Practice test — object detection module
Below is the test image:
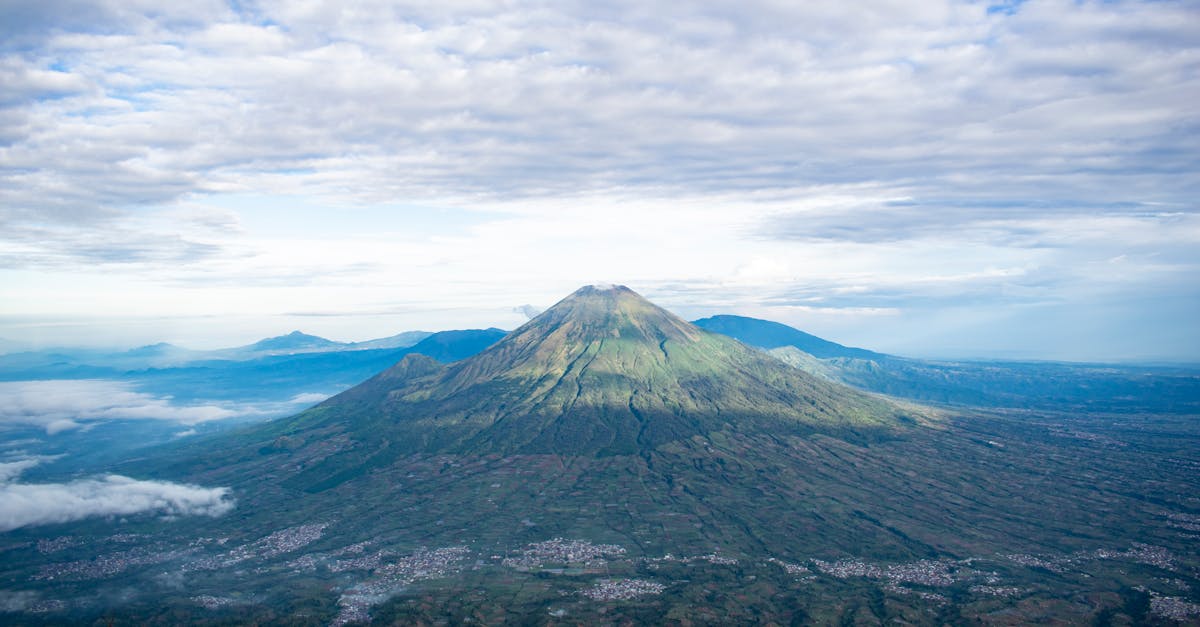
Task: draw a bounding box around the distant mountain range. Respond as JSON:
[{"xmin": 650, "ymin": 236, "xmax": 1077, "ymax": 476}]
[
  {"xmin": 0, "ymin": 328, "xmax": 474, "ymax": 382},
  {"xmin": 3, "ymin": 311, "xmax": 1196, "ymax": 417},
  {"xmin": 5, "ymin": 299, "xmax": 1198, "ymax": 427},
  {"xmin": 698, "ymin": 315, "xmax": 1200, "ymax": 414},
  {"xmin": 230, "ymin": 329, "xmax": 439, "ymax": 358},
  {"xmin": 0, "ymin": 329, "xmax": 508, "ymax": 422},
  {"xmin": 0, "ymin": 329, "xmax": 437, "ymax": 369},
  {"xmin": 692, "ymin": 314, "xmax": 884, "ymax": 359},
  {"xmin": 129, "ymin": 328, "xmax": 510, "ymax": 404}
]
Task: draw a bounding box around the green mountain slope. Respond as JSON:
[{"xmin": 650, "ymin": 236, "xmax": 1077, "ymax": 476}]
[{"xmin": 262, "ymin": 285, "xmax": 912, "ymax": 468}]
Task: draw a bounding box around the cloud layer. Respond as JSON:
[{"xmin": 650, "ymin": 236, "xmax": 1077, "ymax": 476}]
[
  {"xmin": 0, "ymin": 456, "xmax": 233, "ymax": 532},
  {"xmin": 0, "ymin": 1, "xmax": 1196, "ymax": 360},
  {"xmin": 0, "ymin": 380, "xmax": 239, "ymax": 434},
  {"xmin": 0, "ymin": 474, "xmax": 233, "ymax": 532},
  {"xmin": 4, "ymin": 0, "xmax": 1195, "ymax": 217}
]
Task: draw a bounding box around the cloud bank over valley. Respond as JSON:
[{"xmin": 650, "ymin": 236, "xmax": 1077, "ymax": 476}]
[
  {"xmin": 0, "ymin": 379, "xmax": 329, "ymax": 434},
  {"xmin": 0, "ymin": 456, "xmax": 233, "ymax": 532}
]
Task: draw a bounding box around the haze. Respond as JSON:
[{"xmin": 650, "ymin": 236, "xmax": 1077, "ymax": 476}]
[{"xmin": 1, "ymin": 0, "xmax": 1197, "ymax": 363}]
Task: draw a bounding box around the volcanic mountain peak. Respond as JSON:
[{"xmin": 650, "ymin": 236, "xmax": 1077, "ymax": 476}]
[
  {"xmin": 416, "ymin": 284, "xmax": 702, "ymax": 391},
  {"xmin": 249, "ymin": 330, "xmax": 338, "ymax": 351},
  {"xmin": 521, "ymin": 283, "xmax": 699, "ymax": 341},
  {"xmin": 291, "ymin": 285, "xmax": 912, "ymax": 458}
]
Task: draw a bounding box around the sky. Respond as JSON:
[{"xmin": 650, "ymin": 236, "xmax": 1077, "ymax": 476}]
[{"xmin": 1, "ymin": 0, "xmax": 1197, "ymax": 362}]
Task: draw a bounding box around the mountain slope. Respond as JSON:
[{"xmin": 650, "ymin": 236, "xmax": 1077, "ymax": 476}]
[
  {"xmin": 276, "ymin": 285, "xmax": 912, "ymax": 462},
  {"xmin": 692, "ymin": 314, "xmax": 883, "ymax": 359},
  {"xmin": 397, "ymin": 328, "xmax": 506, "ymax": 362}
]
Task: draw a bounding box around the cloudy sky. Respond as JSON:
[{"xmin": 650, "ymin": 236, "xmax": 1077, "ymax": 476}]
[{"xmin": 1, "ymin": 0, "xmax": 1197, "ymax": 362}]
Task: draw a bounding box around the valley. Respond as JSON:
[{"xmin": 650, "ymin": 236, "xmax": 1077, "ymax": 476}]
[{"xmin": 3, "ymin": 409, "xmax": 1198, "ymax": 624}]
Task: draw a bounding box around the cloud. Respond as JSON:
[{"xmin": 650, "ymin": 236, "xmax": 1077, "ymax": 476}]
[
  {"xmin": 0, "ymin": 590, "xmax": 40, "ymax": 612},
  {"xmin": 287, "ymin": 392, "xmax": 329, "ymax": 405},
  {"xmin": 0, "ymin": 457, "xmax": 48, "ymax": 482},
  {"xmin": 513, "ymin": 304, "xmax": 543, "ymax": 320},
  {"xmin": 0, "ymin": 209, "xmax": 231, "ymax": 270},
  {"xmin": 0, "ymin": 380, "xmax": 238, "ymax": 434},
  {"xmin": 0, "ymin": 454, "xmax": 234, "ymax": 532},
  {"xmin": 3, "ymin": 1, "xmax": 1194, "ymax": 217},
  {"xmin": 0, "ymin": 1, "xmax": 1196, "ymax": 361},
  {"xmin": 0, "ymin": 473, "xmax": 233, "ymax": 532},
  {"xmin": 759, "ymin": 200, "xmax": 1200, "ymax": 248}
]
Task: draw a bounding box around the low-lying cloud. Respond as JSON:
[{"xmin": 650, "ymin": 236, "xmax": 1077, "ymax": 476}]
[
  {"xmin": 0, "ymin": 379, "xmax": 238, "ymax": 434},
  {"xmin": 0, "ymin": 457, "xmax": 233, "ymax": 532},
  {"xmin": 0, "ymin": 457, "xmax": 49, "ymax": 483},
  {"xmin": 287, "ymin": 392, "xmax": 329, "ymax": 405},
  {"xmin": 513, "ymin": 304, "xmax": 544, "ymax": 320},
  {"xmin": 0, "ymin": 475, "xmax": 234, "ymax": 532}
]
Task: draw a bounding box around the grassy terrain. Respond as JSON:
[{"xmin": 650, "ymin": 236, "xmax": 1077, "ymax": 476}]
[{"xmin": 3, "ymin": 409, "xmax": 1197, "ymax": 625}]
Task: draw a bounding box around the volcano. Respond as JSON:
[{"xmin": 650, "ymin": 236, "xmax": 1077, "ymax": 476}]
[{"xmin": 266, "ymin": 284, "xmax": 912, "ymax": 464}]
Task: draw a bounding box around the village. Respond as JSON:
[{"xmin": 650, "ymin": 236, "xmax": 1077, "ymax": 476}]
[{"xmin": 10, "ymin": 526, "xmax": 1197, "ymax": 624}]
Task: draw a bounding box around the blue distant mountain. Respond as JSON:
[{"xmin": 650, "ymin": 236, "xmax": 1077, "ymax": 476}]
[
  {"xmin": 129, "ymin": 328, "xmax": 510, "ymax": 403},
  {"xmin": 245, "ymin": 330, "xmax": 342, "ymax": 353},
  {"xmin": 692, "ymin": 314, "xmax": 1200, "ymax": 414},
  {"xmin": 0, "ymin": 329, "xmax": 439, "ymax": 372},
  {"xmin": 220, "ymin": 329, "xmax": 434, "ymax": 359},
  {"xmin": 691, "ymin": 314, "xmax": 884, "ymax": 359},
  {"xmin": 346, "ymin": 330, "xmax": 434, "ymax": 350},
  {"xmin": 0, "ymin": 330, "xmax": 507, "ymax": 398},
  {"xmin": 399, "ymin": 328, "xmax": 508, "ymax": 362},
  {"xmin": 124, "ymin": 342, "xmax": 185, "ymax": 355}
]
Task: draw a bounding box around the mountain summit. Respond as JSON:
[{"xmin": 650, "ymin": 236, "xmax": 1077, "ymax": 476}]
[
  {"xmin": 247, "ymin": 330, "xmax": 340, "ymax": 352},
  {"xmin": 283, "ymin": 285, "xmax": 909, "ymax": 461}
]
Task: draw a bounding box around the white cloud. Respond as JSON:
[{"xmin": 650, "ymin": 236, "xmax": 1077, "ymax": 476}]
[
  {"xmin": 2, "ymin": 0, "xmax": 1193, "ymax": 215},
  {"xmin": 0, "ymin": 380, "xmax": 238, "ymax": 434},
  {"xmin": 0, "ymin": 0, "xmax": 1195, "ymax": 361},
  {"xmin": 0, "ymin": 454, "xmax": 233, "ymax": 532},
  {"xmin": 287, "ymin": 392, "xmax": 329, "ymax": 405},
  {"xmin": 513, "ymin": 304, "xmax": 543, "ymax": 320},
  {"xmin": 0, "ymin": 474, "xmax": 233, "ymax": 532},
  {"xmin": 0, "ymin": 457, "xmax": 47, "ymax": 482}
]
